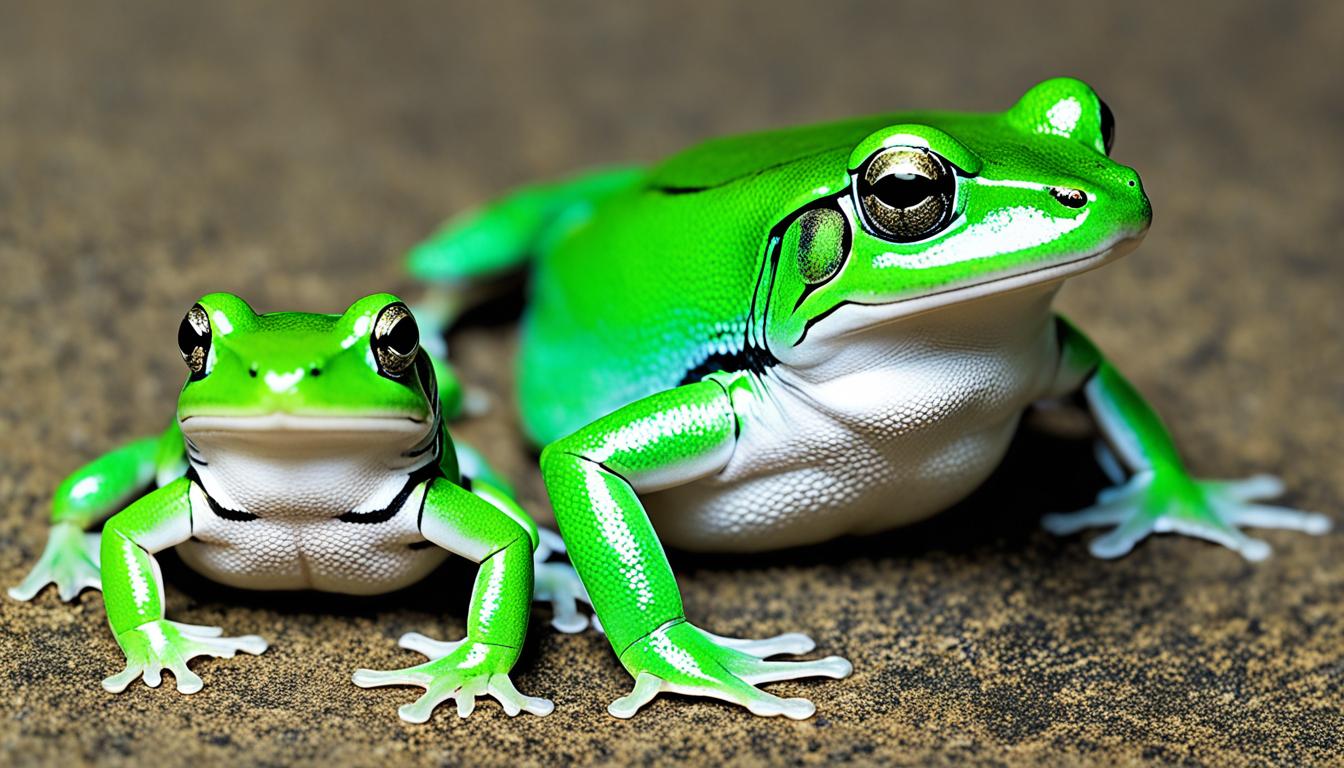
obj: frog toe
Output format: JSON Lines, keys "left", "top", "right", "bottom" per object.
{"left": 732, "top": 656, "right": 853, "bottom": 686}
{"left": 1042, "top": 501, "right": 1129, "bottom": 537}
{"left": 702, "top": 630, "right": 816, "bottom": 657}
{"left": 1220, "top": 502, "right": 1332, "bottom": 535}
{"left": 7, "top": 570, "right": 56, "bottom": 603}
{"left": 486, "top": 673, "right": 554, "bottom": 717}
{"left": 101, "top": 661, "right": 147, "bottom": 693}
{"left": 607, "top": 672, "right": 664, "bottom": 719}
{"left": 167, "top": 661, "right": 205, "bottom": 694}
{"left": 741, "top": 692, "right": 815, "bottom": 720}
{"left": 352, "top": 664, "right": 433, "bottom": 689}
{"left": 655, "top": 675, "right": 817, "bottom": 720}
{"left": 1209, "top": 473, "right": 1286, "bottom": 502}
{"left": 1152, "top": 512, "right": 1271, "bottom": 561}
{"left": 396, "top": 631, "right": 465, "bottom": 660}
{"left": 397, "top": 689, "right": 448, "bottom": 724}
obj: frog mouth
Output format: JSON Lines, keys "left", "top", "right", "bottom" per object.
{"left": 180, "top": 413, "right": 430, "bottom": 440}
{"left": 795, "top": 234, "right": 1143, "bottom": 348}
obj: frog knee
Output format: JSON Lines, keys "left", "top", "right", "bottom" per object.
{"left": 539, "top": 440, "right": 583, "bottom": 479}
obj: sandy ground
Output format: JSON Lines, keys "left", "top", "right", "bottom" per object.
{"left": 1, "top": 2, "right": 1341, "bottom": 765}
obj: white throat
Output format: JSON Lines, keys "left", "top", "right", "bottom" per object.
{"left": 782, "top": 283, "right": 1062, "bottom": 385}
{"left": 181, "top": 414, "right": 435, "bottom": 518}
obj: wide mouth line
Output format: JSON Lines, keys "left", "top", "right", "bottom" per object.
{"left": 803, "top": 237, "right": 1140, "bottom": 347}
{"left": 833, "top": 242, "right": 1128, "bottom": 332}
{"left": 180, "top": 413, "right": 429, "bottom": 433}
{"left": 897, "top": 245, "right": 1114, "bottom": 303}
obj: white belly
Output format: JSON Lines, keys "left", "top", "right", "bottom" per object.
{"left": 175, "top": 427, "right": 445, "bottom": 594}
{"left": 647, "top": 289, "right": 1061, "bottom": 552}
{"left": 179, "top": 482, "right": 447, "bottom": 593}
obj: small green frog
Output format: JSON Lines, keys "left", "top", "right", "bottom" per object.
{"left": 408, "top": 78, "right": 1331, "bottom": 719}
{"left": 10, "top": 292, "right": 588, "bottom": 722}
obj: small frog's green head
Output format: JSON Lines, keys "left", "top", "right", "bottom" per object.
{"left": 175, "top": 292, "right": 437, "bottom": 445}
{"left": 764, "top": 78, "right": 1151, "bottom": 360}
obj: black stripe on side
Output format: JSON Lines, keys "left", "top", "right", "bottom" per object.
{"left": 186, "top": 468, "right": 259, "bottom": 522}
{"left": 338, "top": 460, "right": 443, "bottom": 525}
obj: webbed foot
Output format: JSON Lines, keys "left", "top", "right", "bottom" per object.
{"left": 9, "top": 522, "right": 102, "bottom": 602}
{"left": 353, "top": 632, "right": 553, "bottom": 722}
{"left": 611, "top": 620, "right": 851, "bottom": 720}
{"left": 1043, "top": 471, "right": 1331, "bottom": 561}
{"left": 103, "top": 620, "right": 268, "bottom": 694}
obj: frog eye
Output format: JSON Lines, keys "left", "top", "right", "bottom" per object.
{"left": 855, "top": 148, "right": 956, "bottom": 242}
{"left": 177, "top": 304, "right": 211, "bottom": 377}
{"left": 371, "top": 303, "right": 420, "bottom": 378}
{"left": 1051, "top": 187, "right": 1088, "bottom": 209}
{"left": 1099, "top": 98, "right": 1116, "bottom": 156}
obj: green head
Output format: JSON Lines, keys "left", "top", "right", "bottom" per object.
{"left": 760, "top": 78, "right": 1152, "bottom": 360}
{"left": 175, "top": 292, "right": 437, "bottom": 443}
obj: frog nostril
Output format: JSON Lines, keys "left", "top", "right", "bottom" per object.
{"left": 309, "top": 367, "right": 321, "bottom": 377}
{"left": 248, "top": 365, "right": 258, "bottom": 378}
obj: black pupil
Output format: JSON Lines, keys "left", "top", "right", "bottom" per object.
{"left": 383, "top": 314, "right": 419, "bottom": 356}
{"left": 1099, "top": 98, "right": 1116, "bottom": 155}
{"left": 867, "top": 173, "right": 942, "bottom": 210}
{"left": 178, "top": 312, "right": 206, "bottom": 354}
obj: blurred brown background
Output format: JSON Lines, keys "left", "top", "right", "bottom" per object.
{"left": 1, "top": 2, "right": 1341, "bottom": 766}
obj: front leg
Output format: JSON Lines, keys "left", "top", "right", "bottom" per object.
{"left": 1042, "top": 316, "right": 1331, "bottom": 560}
{"left": 540, "top": 376, "right": 851, "bottom": 720}
{"left": 100, "top": 478, "right": 267, "bottom": 693}
{"left": 451, "top": 437, "right": 593, "bottom": 633}
{"left": 352, "top": 479, "right": 552, "bottom": 722}
{"left": 464, "top": 472, "right": 593, "bottom": 634}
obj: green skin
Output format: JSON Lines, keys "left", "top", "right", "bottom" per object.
{"left": 409, "top": 78, "right": 1331, "bottom": 719}
{"left": 11, "top": 293, "right": 572, "bottom": 722}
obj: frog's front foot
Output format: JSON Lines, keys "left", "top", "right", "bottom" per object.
{"left": 1043, "top": 471, "right": 1331, "bottom": 561}
{"left": 103, "top": 620, "right": 268, "bottom": 694}
{"left": 533, "top": 528, "right": 593, "bottom": 633}
{"left": 352, "top": 632, "right": 553, "bottom": 722}
{"left": 610, "top": 620, "right": 851, "bottom": 720}
{"left": 9, "top": 522, "right": 102, "bottom": 602}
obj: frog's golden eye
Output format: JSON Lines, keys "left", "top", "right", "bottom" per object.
{"left": 371, "top": 303, "right": 420, "bottom": 378}
{"left": 177, "top": 304, "right": 211, "bottom": 377}
{"left": 855, "top": 148, "right": 955, "bottom": 242}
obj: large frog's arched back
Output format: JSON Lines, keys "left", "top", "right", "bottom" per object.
{"left": 645, "top": 115, "right": 897, "bottom": 192}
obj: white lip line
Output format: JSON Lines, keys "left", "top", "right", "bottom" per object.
{"left": 896, "top": 245, "right": 1113, "bottom": 302}
{"left": 817, "top": 239, "right": 1134, "bottom": 343}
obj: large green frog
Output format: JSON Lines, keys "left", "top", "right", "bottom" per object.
{"left": 407, "top": 78, "right": 1330, "bottom": 719}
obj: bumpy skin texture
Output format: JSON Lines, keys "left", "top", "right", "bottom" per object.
{"left": 409, "top": 77, "right": 1332, "bottom": 720}
{"left": 11, "top": 292, "right": 583, "bottom": 722}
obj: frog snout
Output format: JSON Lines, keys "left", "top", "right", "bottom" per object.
{"left": 1115, "top": 168, "right": 1152, "bottom": 233}
{"left": 1084, "top": 166, "right": 1152, "bottom": 235}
